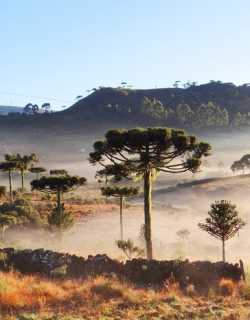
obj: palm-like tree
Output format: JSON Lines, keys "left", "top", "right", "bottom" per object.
{"left": 0, "top": 162, "right": 17, "bottom": 203}
{"left": 5, "top": 153, "right": 38, "bottom": 191}
{"left": 101, "top": 186, "right": 138, "bottom": 240}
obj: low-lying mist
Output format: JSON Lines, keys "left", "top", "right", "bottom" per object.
{"left": 2, "top": 128, "right": 250, "bottom": 263}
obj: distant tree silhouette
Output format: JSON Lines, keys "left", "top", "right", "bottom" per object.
{"left": 50, "top": 169, "right": 68, "bottom": 176}
{"left": 0, "top": 162, "right": 17, "bottom": 203}
{"left": 231, "top": 160, "right": 244, "bottom": 174}
{"left": 29, "top": 167, "right": 46, "bottom": 180}
{"left": 5, "top": 153, "right": 38, "bottom": 191}
{"left": 90, "top": 127, "right": 211, "bottom": 259}
{"left": 101, "top": 186, "right": 138, "bottom": 240}
{"left": 198, "top": 200, "right": 245, "bottom": 262}
{"left": 173, "top": 81, "right": 181, "bottom": 88}
{"left": 75, "top": 95, "right": 83, "bottom": 100}
{"left": 231, "top": 154, "right": 250, "bottom": 174}
{"left": 32, "top": 104, "right": 39, "bottom": 114}
{"left": 41, "top": 103, "right": 51, "bottom": 113}
{"left": 23, "top": 103, "right": 33, "bottom": 114}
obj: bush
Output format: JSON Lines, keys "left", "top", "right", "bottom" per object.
{"left": 0, "top": 199, "right": 43, "bottom": 228}
{"left": 219, "top": 278, "right": 236, "bottom": 296}
{"left": 90, "top": 281, "right": 124, "bottom": 300}
{"left": 0, "top": 186, "right": 6, "bottom": 198}
{"left": 48, "top": 204, "right": 74, "bottom": 232}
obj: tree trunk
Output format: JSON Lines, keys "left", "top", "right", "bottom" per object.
{"left": 222, "top": 238, "right": 225, "bottom": 262}
{"left": 21, "top": 170, "right": 24, "bottom": 192}
{"left": 144, "top": 170, "right": 153, "bottom": 260}
{"left": 57, "top": 190, "right": 61, "bottom": 212}
{"left": 119, "top": 196, "right": 124, "bottom": 240}
{"left": 8, "top": 170, "right": 13, "bottom": 203}
{"left": 1, "top": 226, "right": 7, "bottom": 242}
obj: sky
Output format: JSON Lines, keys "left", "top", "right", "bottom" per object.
{"left": 1, "top": 0, "right": 250, "bottom": 110}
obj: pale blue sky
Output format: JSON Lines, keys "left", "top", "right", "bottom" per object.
{"left": 0, "top": 0, "right": 250, "bottom": 109}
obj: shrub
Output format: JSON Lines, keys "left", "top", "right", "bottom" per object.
{"left": 0, "top": 199, "right": 43, "bottom": 228}
{"left": 219, "top": 278, "right": 236, "bottom": 296}
{"left": 90, "top": 281, "right": 124, "bottom": 300}
{"left": 48, "top": 205, "right": 74, "bottom": 233}
{"left": 0, "top": 186, "right": 6, "bottom": 198}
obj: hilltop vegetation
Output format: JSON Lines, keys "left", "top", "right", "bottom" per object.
{"left": 2, "top": 81, "right": 250, "bottom": 132}
{"left": 66, "top": 81, "right": 250, "bottom": 130}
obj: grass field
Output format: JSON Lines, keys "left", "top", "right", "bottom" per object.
{"left": 1, "top": 271, "right": 250, "bottom": 320}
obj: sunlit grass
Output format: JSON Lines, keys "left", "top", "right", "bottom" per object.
{"left": 0, "top": 271, "right": 250, "bottom": 319}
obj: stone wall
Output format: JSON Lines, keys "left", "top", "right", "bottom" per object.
{"left": 0, "top": 248, "right": 243, "bottom": 293}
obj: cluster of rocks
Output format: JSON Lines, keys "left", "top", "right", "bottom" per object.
{"left": 0, "top": 248, "right": 244, "bottom": 293}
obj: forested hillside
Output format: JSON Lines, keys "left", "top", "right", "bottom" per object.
{"left": 2, "top": 81, "right": 250, "bottom": 132}
{"left": 65, "top": 81, "right": 250, "bottom": 129}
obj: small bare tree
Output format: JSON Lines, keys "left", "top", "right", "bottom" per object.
{"left": 101, "top": 186, "right": 138, "bottom": 240}
{"left": 198, "top": 200, "right": 245, "bottom": 262}
{"left": 116, "top": 239, "right": 144, "bottom": 260}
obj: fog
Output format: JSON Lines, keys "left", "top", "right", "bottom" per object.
{"left": 2, "top": 129, "right": 250, "bottom": 263}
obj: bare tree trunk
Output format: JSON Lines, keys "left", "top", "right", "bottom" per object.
{"left": 0, "top": 226, "right": 6, "bottom": 242}
{"left": 21, "top": 170, "right": 24, "bottom": 192}
{"left": 239, "top": 259, "right": 246, "bottom": 281}
{"left": 8, "top": 170, "right": 13, "bottom": 204}
{"left": 144, "top": 170, "right": 153, "bottom": 260}
{"left": 222, "top": 238, "right": 225, "bottom": 262}
{"left": 57, "top": 190, "right": 61, "bottom": 212}
{"left": 119, "top": 196, "right": 124, "bottom": 240}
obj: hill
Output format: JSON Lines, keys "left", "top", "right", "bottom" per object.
{"left": 68, "top": 81, "right": 250, "bottom": 115}
{"left": 0, "top": 105, "right": 23, "bottom": 115}
{"left": 61, "top": 81, "right": 250, "bottom": 130}
{"left": 1, "top": 81, "right": 250, "bottom": 133}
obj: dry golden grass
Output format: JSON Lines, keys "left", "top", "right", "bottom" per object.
{"left": 1, "top": 271, "right": 250, "bottom": 319}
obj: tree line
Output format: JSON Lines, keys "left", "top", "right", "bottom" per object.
{"left": 105, "top": 97, "right": 250, "bottom": 129}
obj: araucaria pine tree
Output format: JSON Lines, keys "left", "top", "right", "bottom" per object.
{"left": 101, "top": 186, "right": 138, "bottom": 240}
{"left": 31, "top": 175, "right": 86, "bottom": 234}
{"left": 5, "top": 153, "right": 38, "bottom": 191}
{"left": 0, "top": 161, "right": 17, "bottom": 203}
{"left": 90, "top": 127, "right": 211, "bottom": 259}
{"left": 29, "top": 166, "right": 46, "bottom": 180}
{"left": 198, "top": 200, "right": 245, "bottom": 262}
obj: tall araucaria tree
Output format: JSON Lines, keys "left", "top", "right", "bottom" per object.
{"left": 5, "top": 153, "right": 38, "bottom": 191}
{"left": 89, "top": 127, "right": 211, "bottom": 260}
{"left": 0, "top": 162, "right": 17, "bottom": 203}
{"left": 198, "top": 200, "right": 245, "bottom": 262}
{"left": 101, "top": 186, "right": 138, "bottom": 240}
